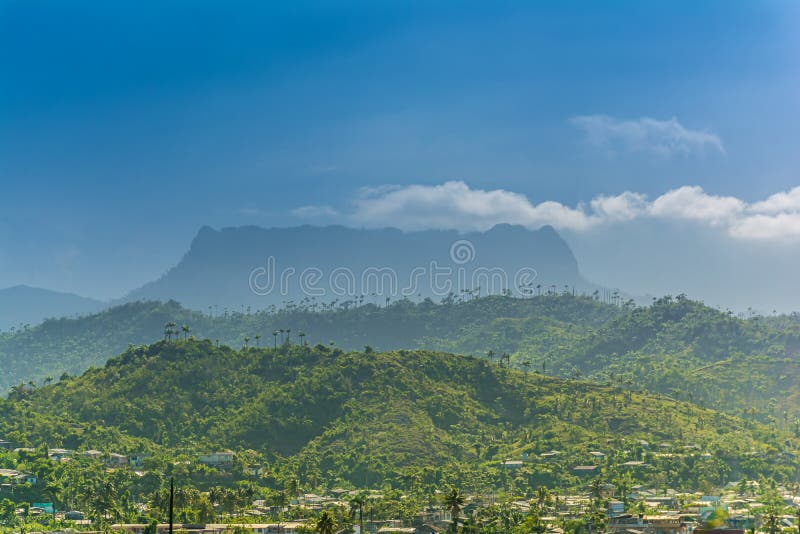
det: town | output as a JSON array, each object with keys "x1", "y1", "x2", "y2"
[{"x1": 2, "y1": 440, "x2": 798, "y2": 534}]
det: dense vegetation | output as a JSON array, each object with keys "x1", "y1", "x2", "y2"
[
  {"x1": 5, "y1": 341, "x2": 799, "y2": 493},
  {"x1": 3, "y1": 294, "x2": 800, "y2": 427}
]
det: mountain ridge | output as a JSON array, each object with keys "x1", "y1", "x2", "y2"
[
  {"x1": 125, "y1": 224, "x2": 592, "y2": 310},
  {"x1": 0, "y1": 284, "x2": 104, "y2": 331}
]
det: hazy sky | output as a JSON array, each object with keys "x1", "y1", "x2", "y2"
[{"x1": 1, "y1": 0, "x2": 799, "y2": 305}]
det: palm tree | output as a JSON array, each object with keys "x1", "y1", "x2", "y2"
[
  {"x1": 795, "y1": 507, "x2": 800, "y2": 534},
  {"x1": 535, "y1": 486, "x2": 550, "y2": 510},
  {"x1": 254, "y1": 334, "x2": 261, "y2": 347},
  {"x1": 273, "y1": 331, "x2": 279, "y2": 349},
  {"x1": 315, "y1": 510, "x2": 335, "y2": 534},
  {"x1": 349, "y1": 493, "x2": 366, "y2": 534},
  {"x1": 270, "y1": 491, "x2": 288, "y2": 520},
  {"x1": 298, "y1": 332, "x2": 306, "y2": 346},
  {"x1": 444, "y1": 487, "x2": 464, "y2": 533},
  {"x1": 164, "y1": 322, "x2": 177, "y2": 342},
  {"x1": 589, "y1": 477, "x2": 603, "y2": 505},
  {"x1": 181, "y1": 325, "x2": 190, "y2": 341},
  {"x1": 762, "y1": 506, "x2": 781, "y2": 534}
]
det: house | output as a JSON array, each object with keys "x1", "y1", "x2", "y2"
[
  {"x1": 0, "y1": 469, "x2": 20, "y2": 484},
  {"x1": 49, "y1": 448, "x2": 73, "y2": 461},
  {"x1": 198, "y1": 451, "x2": 234, "y2": 467},
  {"x1": 609, "y1": 515, "x2": 687, "y2": 534},
  {"x1": 503, "y1": 460, "x2": 524, "y2": 469},
  {"x1": 108, "y1": 453, "x2": 129, "y2": 467},
  {"x1": 572, "y1": 465, "x2": 599, "y2": 476},
  {"x1": 111, "y1": 522, "x2": 307, "y2": 534},
  {"x1": 0, "y1": 440, "x2": 14, "y2": 450},
  {"x1": 608, "y1": 501, "x2": 625, "y2": 517},
  {"x1": 83, "y1": 450, "x2": 103, "y2": 460},
  {"x1": 0, "y1": 469, "x2": 36, "y2": 485},
  {"x1": 621, "y1": 461, "x2": 649, "y2": 469},
  {"x1": 647, "y1": 496, "x2": 678, "y2": 509}
]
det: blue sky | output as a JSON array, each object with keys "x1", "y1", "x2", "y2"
[{"x1": 1, "y1": 0, "x2": 799, "y2": 302}]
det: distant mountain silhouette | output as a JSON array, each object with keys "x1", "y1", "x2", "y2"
[
  {"x1": 0, "y1": 285, "x2": 104, "y2": 330},
  {"x1": 125, "y1": 224, "x2": 592, "y2": 310}
]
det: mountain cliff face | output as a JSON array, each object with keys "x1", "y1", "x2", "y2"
[
  {"x1": 126, "y1": 224, "x2": 589, "y2": 310},
  {"x1": 0, "y1": 285, "x2": 103, "y2": 330}
]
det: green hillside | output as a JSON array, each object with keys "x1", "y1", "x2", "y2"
[
  {"x1": 0, "y1": 296, "x2": 616, "y2": 392},
  {"x1": 7, "y1": 340, "x2": 799, "y2": 491},
  {"x1": 2, "y1": 294, "x2": 800, "y2": 425}
]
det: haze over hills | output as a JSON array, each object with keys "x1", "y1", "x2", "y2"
[
  {"x1": 0, "y1": 285, "x2": 104, "y2": 331},
  {"x1": 3, "y1": 294, "x2": 799, "y2": 429},
  {"x1": 125, "y1": 224, "x2": 592, "y2": 311}
]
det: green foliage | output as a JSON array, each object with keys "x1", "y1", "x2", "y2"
[
  {"x1": 3, "y1": 294, "x2": 800, "y2": 428},
  {"x1": 3, "y1": 340, "x2": 799, "y2": 493}
]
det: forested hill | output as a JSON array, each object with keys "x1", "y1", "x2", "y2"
[
  {"x1": 6, "y1": 341, "x2": 799, "y2": 490},
  {"x1": 0, "y1": 296, "x2": 615, "y2": 392},
  {"x1": 2, "y1": 294, "x2": 800, "y2": 424}
]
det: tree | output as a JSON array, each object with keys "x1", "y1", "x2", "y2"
[
  {"x1": 316, "y1": 510, "x2": 335, "y2": 534},
  {"x1": 349, "y1": 493, "x2": 367, "y2": 534},
  {"x1": 444, "y1": 487, "x2": 464, "y2": 533},
  {"x1": 269, "y1": 491, "x2": 288, "y2": 520},
  {"x1": 164, "y1": 322, "x2": 177, "y2": 342},
  {"x1": 761, "y1": 505, "x2": 781, "y2": 534},
  {"x1": 589, "y1": 477, "x2": 603, "y2": 505}
]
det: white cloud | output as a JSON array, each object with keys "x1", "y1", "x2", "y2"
[
  {"x1": 730, "y1": 213, "x2": 800, "y2": 240},
  {"x1": 589, "y1": 191, "x2": 648, "y2": 222},
  {"x1": 291, "y1": 205, "x2": 339, "y2": 218},
  {"x1": 570, "y1": 115, "x2": 725, "y2": 156},
  {"x1": 342, "y1": 181, "x2": 800, "y2": 241},
  {"x1": 352, "y1": 181, "x2": 596, "y2": 232},
  {"x1": 749, "y1": 186, "x2": 800, "y2": 214},
  {"x1": 648, "y1": 186, "x2": 744, "y2": 226}
]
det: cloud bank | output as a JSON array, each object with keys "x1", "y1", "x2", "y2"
[
  {"x1": 333, "y1": 181, "x2": 800, "y2": 241},
  {"x1": 570, "y1": 115, "x2": 725, "y2": 156}
]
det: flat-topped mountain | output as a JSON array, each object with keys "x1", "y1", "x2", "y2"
[{"x1": 125, "y1": 224, "x2": 589, "y2": 310}]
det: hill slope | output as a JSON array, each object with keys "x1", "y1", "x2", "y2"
[
  {"x1": 2, "y1": 294, "x2": 799, "y2": 426},
  {"x1": 0, "y1": 296, "x2": 616, "y2": 392},
  {"x1": 9, "y1": 341, "x2": 799, "y2": 490}
]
